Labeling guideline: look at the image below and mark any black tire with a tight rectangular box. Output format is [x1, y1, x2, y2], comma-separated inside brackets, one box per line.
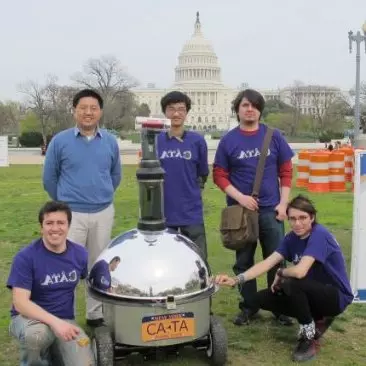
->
[92, 326, 114, 366]
[206, 315, 228, 366]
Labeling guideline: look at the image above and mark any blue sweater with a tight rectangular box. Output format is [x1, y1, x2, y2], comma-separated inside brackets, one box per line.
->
[43, 128, 122, 213]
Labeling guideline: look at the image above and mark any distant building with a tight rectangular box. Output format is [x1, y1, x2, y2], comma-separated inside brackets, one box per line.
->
[280, 85, 345, 116]
[132, 12, 346, 131]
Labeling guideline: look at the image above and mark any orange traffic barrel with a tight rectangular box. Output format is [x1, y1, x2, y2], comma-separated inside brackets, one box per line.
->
[296, 150, 311, 188]
[328, 150, 346, 192]
[308, 151, 330, 193]
[340, 147, 354, 182]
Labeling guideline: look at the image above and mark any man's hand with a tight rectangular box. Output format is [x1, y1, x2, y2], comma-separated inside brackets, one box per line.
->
[271, 273, 282, 293]
[238, 195, 258, 211]
[275, 202, 287, 221]
[50, 319, 80, 342]
[214, 274, 237, 287]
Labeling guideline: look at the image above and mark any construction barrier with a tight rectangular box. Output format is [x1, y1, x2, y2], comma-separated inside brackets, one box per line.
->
[296, 150, 311, 188]
[340, 147, 354, 182]
[308, 151, 330, 193]
[328, 150, 346, 192]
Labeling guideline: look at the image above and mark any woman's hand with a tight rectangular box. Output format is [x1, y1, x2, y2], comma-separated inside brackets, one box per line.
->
[214, 274, 238, 287]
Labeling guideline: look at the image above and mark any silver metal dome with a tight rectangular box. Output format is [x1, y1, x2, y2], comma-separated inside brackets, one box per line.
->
[87, 228, 214, 302]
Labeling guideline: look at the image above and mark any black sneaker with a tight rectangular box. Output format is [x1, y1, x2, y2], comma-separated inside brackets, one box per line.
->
[275, 314, 294, 326]
[233, 309, 258, 326]
[86, 318, 105, 327]
[314, 317, 335, 339]
[292, 337, 317, 362]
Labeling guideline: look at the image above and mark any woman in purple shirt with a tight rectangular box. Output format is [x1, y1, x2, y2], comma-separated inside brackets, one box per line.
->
[215, 194, 353, 363]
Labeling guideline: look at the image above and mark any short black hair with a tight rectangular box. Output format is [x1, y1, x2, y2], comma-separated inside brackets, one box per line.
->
[160, 91, 191, 113]
[232, 89, 265, 121]
[110, 256, 121, 263]
[38, 201, 72, 225]
[72, 89, 104, 109]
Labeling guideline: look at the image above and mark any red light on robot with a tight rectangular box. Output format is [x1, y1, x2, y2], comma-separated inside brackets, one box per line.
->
[141, 120, 165, 129]
[135, 116, 171, 130]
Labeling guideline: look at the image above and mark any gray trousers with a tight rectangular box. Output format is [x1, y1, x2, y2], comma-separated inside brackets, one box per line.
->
[9, 315, 95, 366]
[67, 204, 115, 320]
[168, 224, 207, 261]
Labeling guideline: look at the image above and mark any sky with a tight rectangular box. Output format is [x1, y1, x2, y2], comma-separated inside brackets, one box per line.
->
[1, 0, 366, 101]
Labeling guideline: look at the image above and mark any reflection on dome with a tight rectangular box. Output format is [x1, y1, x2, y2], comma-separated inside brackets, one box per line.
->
[88, 229, 214, 301]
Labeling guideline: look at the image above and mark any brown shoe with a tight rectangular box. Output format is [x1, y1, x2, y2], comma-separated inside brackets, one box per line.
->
[292, 337, 318, 362]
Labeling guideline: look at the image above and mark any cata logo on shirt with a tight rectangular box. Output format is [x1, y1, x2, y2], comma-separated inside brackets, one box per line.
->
[100, 276, 110, 287]
[293, 254, 302, 264]
[237, 148, 271, 160]
[160, 149, 192, 160]
[41, 270, 78, 286]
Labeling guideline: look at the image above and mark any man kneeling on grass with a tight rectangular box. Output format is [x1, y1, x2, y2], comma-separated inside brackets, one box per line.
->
[215, 195, 354, 362]
[6, 201, 95, 366]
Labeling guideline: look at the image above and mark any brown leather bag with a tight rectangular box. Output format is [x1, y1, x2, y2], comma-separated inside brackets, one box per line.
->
[220, 127, 274, 250]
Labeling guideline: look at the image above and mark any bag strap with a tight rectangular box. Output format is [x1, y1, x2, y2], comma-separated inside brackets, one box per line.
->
[252, 127, 274, 198]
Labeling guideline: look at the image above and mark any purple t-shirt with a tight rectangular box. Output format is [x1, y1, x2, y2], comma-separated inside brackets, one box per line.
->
[213, 124, 294, 210]
[276, 224, 354, 311]
[89, 259, 111, 291]
[6, 239, 88, 319]
[157, 131, 209, 226]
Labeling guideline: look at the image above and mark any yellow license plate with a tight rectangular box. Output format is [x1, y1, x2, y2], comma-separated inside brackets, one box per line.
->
[141, 312, 195, 342]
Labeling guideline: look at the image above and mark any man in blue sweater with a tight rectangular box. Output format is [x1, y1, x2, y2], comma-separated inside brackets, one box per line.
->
[43, 89, 122, 327]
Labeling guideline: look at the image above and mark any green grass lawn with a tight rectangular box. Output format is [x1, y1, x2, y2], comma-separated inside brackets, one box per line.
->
[0, 165, 365, 365]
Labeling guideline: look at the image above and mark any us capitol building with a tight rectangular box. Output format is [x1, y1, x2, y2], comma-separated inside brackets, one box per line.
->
[132, 12, 343, 131]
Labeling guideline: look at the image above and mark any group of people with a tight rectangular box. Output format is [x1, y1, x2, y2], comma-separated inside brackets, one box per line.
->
[6, 88, 353, 365]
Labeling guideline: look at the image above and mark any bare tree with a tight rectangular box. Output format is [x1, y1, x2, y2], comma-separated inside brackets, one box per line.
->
[18, 76, 77, 141]
[18, 75, 58, 144]
[308, 86, 348, 136]
[0, 101, 22, 135]
[136, 103, 151, 117]
[72, 55, 138, 130]
[73, 55, 137, 97]
[46, 83, 75, 134]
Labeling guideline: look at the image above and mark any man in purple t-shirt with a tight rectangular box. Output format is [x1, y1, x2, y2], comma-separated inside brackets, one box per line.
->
[213, 89, 294, 326]
[6, 201, 95, 366]
[89, 256, 120, 292]
[157, 91, 209, 260]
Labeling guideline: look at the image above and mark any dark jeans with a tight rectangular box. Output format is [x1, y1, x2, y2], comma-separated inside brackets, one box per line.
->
[255, 278, 341, 324]
[233, 210, 284, 311]
[168, 224, 208, 261]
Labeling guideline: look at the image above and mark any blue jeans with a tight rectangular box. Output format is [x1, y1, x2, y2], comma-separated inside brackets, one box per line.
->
[9, 315, 95, 366]
[232, 210, 285, 312]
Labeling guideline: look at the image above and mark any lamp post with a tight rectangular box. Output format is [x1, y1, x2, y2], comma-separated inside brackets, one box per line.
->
[348, 22, 366, 146]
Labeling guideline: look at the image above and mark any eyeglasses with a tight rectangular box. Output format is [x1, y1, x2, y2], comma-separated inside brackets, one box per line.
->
[166, 106, 187, 114]
[288, 215, 310, 223]
[77, 105, 100, 112]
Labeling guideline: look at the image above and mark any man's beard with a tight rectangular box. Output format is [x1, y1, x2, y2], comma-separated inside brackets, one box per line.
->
[242, 118, 257, 125]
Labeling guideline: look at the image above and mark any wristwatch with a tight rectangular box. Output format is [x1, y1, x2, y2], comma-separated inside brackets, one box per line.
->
[277, 268, 284, 277]
[232, 273, 246, 287]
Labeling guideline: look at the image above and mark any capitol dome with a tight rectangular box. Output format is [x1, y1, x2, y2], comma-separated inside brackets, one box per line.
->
[174, 12, 222, 86]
